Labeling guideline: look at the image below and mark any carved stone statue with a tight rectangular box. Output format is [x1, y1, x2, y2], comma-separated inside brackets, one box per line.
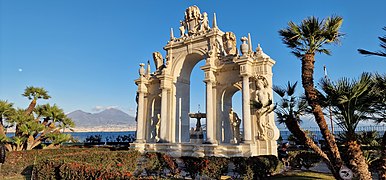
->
[222, 32, 237, 55]
[229, 108, 241, 144]
[152, 52, 164, 71]
[155, 113, 161, 142]
[199, 12, 210, 32]
[253, 76, 274, 140]
[179, 20, 186, 37]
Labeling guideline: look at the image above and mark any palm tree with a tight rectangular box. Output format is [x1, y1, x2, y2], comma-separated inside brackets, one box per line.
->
[22, 86, 50, 115]
[372, 73, 386, 179]
[279, 16, 344, 179]
[320, 73, 375, 180]
[273, 81, 333, 171]
[0, 100, 15, 136]
[358, 27, 386, 57]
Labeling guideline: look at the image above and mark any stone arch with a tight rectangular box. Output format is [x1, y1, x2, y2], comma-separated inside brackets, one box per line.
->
[146, 95, 161, 142]
[218, 82, 242, 143]
[173, 51, 207, 143]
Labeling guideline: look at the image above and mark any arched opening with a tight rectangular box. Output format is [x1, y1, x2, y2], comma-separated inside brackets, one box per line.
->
[174, 53, 206, 143]
[147, 96, 161, 142]
[219, 85, 242, 143]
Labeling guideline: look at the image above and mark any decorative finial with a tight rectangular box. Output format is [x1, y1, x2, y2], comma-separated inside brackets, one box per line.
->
[248, 33, 253, 53]
[240, 37, 249, 56]
[170, 28, 174, 40]
[139, 63, 145, 76]
[256, 43, 262, 52]
[212, 13, 217, 29]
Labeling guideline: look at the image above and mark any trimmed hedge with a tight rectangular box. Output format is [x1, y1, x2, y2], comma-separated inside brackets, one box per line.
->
[1, 147, 111, 177]
[181, 156, 229, 179]
[32, 150, 141, 179]
[2, 147, 283, 179]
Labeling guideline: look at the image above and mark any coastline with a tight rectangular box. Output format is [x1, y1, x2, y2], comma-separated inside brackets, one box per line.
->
[6, 126, 136, 133]
[69, 126, 136, 132]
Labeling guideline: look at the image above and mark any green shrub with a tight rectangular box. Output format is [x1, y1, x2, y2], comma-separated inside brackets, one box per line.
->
[32, 149, 141, 179]
[287, 150, 321, 170]
[200, 156, 229, 179]
[1, 147, 109, 177]
[231, 155, 282, 179]
[297, 151, 322, 170]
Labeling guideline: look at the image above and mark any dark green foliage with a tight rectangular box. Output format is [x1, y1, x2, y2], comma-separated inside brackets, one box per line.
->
[297, 151, 322, 170]
[231, 155, 283, 179]
[287, 151, 322, 170]
[181, 156, 229, 179]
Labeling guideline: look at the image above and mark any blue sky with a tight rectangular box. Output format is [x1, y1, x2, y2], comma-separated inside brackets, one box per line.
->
[1, 0, 386, 128]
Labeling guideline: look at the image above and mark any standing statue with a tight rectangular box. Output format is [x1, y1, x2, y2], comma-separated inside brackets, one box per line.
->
[199, 12, 210, 32]
[222, 32, 237, 55]
[229, 108, 241, 144]
[152, 52, 164, 73]
[253, 76, 274, 140]
[155, 114, 161, 142]
[179, 20, 186, 37]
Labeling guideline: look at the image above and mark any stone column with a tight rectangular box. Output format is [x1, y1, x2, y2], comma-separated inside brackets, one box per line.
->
[160, 87, 169, 142]
[135, 90, 146, 143]
[135, 64, 147, 143]
[242, 75, 252, 143]
[205, 80, 216, 144]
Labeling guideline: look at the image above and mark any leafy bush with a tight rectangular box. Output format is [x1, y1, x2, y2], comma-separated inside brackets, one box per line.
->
[32, 149, 141, 179]
[297, 151, 322, 169]
[181, 156, 229, 179]
[231, 155, 282, 179]
[287, 151, 321, 170]
[1, 147, 110, 177]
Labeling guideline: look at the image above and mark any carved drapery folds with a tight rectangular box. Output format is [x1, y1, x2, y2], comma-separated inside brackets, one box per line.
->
[252, 75, 275, 140]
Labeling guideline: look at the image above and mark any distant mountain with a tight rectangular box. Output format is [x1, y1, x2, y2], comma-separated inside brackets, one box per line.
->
[67, 108, 136, 131]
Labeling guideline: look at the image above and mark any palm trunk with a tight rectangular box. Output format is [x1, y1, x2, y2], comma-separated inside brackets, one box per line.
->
[346, 140, 372, 180]
[302, 53, 343, 179]
[25, 99, 36, 115]
[380, 132, 386, 180]
[284, 117, 335, 173]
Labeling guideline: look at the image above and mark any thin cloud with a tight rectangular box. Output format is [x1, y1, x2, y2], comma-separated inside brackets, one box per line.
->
[92, 105, 119, 112]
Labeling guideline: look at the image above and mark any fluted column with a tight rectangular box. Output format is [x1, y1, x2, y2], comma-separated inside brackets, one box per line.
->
[242, 75, 252, 143]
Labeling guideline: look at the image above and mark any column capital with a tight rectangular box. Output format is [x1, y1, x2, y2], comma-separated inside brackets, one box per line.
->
[158, 74, 173, 90]
[135, 80, 148, 93]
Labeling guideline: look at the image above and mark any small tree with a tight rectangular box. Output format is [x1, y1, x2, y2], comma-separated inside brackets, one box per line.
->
[320, 73, 376, 179]
[0, 86, 74, 151]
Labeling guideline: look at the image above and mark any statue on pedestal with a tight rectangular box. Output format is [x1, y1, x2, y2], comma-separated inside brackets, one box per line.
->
[229, 108, 241, 144]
